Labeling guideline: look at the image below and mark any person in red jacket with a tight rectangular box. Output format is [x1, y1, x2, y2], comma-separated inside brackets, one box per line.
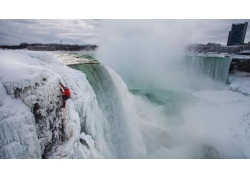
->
[60, 82, 70, 108]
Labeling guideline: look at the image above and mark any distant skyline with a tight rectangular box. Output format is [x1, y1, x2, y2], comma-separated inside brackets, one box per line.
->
[0, 19, 250, 46]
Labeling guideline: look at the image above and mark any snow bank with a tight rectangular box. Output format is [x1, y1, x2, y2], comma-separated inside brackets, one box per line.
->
[228, 72, 250, 95]
[191, 81, 250, 158]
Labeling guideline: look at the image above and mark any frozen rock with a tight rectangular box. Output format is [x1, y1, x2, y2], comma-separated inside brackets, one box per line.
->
[0, 50, 108, 159]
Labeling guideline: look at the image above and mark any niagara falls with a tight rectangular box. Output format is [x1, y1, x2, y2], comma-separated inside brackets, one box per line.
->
[1, 19, 250, 160]
[1, 15, 250, 180]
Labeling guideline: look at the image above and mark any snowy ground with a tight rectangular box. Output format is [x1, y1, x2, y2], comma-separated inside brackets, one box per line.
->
[190, 73, 250, 158]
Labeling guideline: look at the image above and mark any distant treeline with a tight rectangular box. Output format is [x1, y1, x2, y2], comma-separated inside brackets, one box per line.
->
[0, 43, 98, 51]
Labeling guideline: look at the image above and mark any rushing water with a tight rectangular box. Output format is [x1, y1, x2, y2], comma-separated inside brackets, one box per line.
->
[184, 55, 232, 83]
[68, 63, 134, 158]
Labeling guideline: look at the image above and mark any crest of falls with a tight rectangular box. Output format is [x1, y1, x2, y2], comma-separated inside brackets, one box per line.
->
[184, 55, 232, 83]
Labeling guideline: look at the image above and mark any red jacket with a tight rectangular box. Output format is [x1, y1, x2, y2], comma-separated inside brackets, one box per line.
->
[60, 83, 71, 97]
[62, 88, 70, 97]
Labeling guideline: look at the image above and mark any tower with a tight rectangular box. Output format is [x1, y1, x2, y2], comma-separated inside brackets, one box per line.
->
[227, 22, 248, 46]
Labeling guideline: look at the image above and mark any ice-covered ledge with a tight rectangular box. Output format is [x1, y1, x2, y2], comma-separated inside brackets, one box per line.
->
[0, 50, 106, 159]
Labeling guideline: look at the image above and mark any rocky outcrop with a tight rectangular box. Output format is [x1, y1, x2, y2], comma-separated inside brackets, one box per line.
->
[229, 58, 250, 73]
[2, 70, 64, 158]
[30, 84, 64, 159]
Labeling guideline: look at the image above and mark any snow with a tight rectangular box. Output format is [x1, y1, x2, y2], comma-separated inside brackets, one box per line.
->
[228, 72, 250, 95]
[191, 76, 250, 158]
[231, 54, 250, 60]
[0, 82, 40, 158]
[0, 49, 108, 159]
[239, 50, 250, 55]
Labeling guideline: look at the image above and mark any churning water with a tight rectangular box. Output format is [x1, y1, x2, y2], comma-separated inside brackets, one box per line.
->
[185, 55, 232, 83]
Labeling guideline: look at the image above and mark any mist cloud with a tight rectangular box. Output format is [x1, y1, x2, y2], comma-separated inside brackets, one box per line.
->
[96, 19, 250, 90]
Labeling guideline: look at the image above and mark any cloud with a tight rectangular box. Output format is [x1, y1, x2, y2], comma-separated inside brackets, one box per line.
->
[0, 19, 100, 45]
[186, 19, 250, 44]
[8, 19, 38, 24]
[1, 19, 249, 47]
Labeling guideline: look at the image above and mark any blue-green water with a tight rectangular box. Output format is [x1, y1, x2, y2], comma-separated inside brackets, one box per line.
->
[129, 87, 210, 127]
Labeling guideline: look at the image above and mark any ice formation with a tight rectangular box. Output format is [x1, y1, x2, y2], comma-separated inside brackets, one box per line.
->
[0, 50, 108, 159]
[0, 82, 40, 158]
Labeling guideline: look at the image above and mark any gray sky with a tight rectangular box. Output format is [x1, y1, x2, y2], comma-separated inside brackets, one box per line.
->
[0, 19, 250, 46]
[0, 19, 100, 45]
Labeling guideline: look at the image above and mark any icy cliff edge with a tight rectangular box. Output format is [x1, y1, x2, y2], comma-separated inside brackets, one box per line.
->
[0, 50, 107, 159]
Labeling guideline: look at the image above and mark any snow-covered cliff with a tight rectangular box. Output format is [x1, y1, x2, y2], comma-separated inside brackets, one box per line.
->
[0, 50, 109, 159]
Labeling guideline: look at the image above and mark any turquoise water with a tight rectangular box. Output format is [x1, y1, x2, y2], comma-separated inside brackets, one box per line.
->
[129, 86, 207, 127]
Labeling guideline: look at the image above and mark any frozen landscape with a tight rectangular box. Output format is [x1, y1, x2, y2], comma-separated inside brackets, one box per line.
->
[0, 49, 250, 158]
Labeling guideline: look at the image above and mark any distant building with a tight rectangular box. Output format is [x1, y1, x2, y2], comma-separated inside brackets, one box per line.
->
[227, 22, 248, 46]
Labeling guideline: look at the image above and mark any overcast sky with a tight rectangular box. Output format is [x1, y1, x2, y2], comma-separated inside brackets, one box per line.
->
[0, 19, 250, 46]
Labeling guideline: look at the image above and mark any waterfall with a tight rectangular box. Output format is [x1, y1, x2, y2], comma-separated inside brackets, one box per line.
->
[68, 63, 145, 158]
[185, 55, 232, 83]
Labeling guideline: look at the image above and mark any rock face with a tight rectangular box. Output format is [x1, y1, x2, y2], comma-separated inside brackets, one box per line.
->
[29, 81, 64, 159]
[2, 69, 64, 158]
[229, 58, 250, 73]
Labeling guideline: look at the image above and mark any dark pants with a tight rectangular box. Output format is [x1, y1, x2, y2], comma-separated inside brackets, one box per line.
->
[62, 95, 69, 108]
